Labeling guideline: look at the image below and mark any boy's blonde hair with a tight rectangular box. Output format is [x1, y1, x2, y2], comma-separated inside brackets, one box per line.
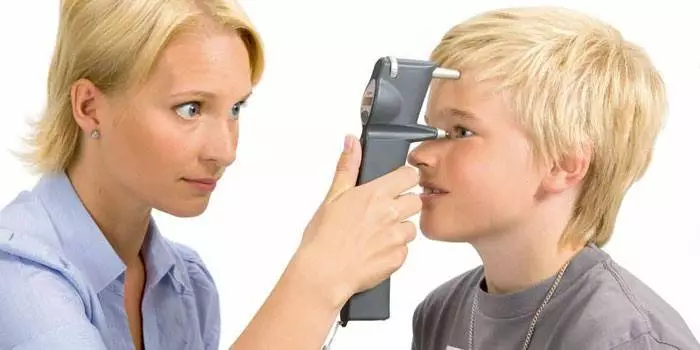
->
[23, 0, 265, 173]
[431, 7, 666, 246]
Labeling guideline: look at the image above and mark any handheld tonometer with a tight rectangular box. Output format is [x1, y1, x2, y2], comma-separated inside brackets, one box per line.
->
[339, 56, 460, 327]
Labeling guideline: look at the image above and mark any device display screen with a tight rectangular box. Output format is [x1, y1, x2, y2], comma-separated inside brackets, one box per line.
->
[360, 79, 376, 124]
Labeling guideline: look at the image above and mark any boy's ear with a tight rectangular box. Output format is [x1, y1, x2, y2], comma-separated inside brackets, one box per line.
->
[542, 144, 592, 194]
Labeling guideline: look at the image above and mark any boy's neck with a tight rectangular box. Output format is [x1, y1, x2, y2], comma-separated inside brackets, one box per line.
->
[474, 214, 585, 295]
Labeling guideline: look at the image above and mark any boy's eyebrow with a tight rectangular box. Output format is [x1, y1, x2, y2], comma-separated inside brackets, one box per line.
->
[446, 107, 479, 121]
[426, 107, 479, 123]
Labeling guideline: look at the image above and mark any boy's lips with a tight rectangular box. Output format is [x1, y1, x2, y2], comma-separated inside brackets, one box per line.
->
[419, 180, 449, 197]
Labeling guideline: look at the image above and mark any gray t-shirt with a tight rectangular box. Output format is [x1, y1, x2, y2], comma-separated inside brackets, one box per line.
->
[411, 244, 699, 349]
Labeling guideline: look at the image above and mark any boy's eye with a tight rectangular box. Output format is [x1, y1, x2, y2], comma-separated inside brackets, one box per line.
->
[175, 102, 201, 120]
[451, 125, 474, 138]
[229, 100, 247, 120]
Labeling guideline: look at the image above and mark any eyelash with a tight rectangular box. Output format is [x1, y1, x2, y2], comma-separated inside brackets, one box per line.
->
[449, 125, 475, 139]
[174, 100, 247, 120]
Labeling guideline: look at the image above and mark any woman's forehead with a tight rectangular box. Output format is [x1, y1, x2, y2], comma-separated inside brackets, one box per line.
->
[141, 29, 252, 97]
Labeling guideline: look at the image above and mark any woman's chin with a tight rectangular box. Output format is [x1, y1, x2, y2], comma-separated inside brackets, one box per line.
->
[158, 198, 210, 218]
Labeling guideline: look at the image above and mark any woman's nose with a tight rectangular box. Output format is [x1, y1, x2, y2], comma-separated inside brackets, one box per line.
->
[201, 120, 238, 167]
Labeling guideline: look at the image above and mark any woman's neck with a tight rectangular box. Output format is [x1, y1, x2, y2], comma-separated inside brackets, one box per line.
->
[66, 161, 151, 266]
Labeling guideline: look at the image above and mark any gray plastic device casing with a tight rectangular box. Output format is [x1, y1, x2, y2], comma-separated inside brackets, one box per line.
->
[339, 56, 440, 326]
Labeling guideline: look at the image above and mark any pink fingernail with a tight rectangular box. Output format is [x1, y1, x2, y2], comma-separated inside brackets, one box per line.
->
[344, 135, 353, 152]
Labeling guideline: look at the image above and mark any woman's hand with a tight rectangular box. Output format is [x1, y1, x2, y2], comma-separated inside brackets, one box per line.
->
[293, 134, 421, 310]
[231, 134, 420, 350]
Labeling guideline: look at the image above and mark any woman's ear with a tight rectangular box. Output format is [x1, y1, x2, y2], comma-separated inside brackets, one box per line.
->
[542, 144, 592, 194]
[70, 78, 102, 135]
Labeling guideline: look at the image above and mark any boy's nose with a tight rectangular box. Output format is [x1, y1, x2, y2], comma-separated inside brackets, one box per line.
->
[408, 142, 437, 169]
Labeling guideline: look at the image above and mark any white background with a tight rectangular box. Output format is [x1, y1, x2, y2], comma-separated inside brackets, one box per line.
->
[0, 1, 698, 349]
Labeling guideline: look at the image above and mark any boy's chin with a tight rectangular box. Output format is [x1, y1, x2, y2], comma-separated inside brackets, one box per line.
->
[419, 218, 475, 243]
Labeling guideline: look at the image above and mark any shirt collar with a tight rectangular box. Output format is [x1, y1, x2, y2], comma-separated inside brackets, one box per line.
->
[141, 218, 185, 293]
[475, 243, 607, 319]
[34, 171, 184, 293]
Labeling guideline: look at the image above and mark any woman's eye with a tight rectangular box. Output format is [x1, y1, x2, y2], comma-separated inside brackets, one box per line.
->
[229, 100, 247, 120]
[175, 102, 201, 120]
[452, 125, 474, 138]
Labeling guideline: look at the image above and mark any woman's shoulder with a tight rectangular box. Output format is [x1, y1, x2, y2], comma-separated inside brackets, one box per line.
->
[0, 184, 60, 243]
[0, 190, 105, 348]
[0, 186, 74, 276]
[0, 180, 93, 285]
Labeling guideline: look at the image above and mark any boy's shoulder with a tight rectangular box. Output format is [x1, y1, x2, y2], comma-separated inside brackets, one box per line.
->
[564, 256, 699, 349]
[411, 246, 700, 350]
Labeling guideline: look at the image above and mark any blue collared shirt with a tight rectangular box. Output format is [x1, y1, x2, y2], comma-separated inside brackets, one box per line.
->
[0, 172, 220, 349]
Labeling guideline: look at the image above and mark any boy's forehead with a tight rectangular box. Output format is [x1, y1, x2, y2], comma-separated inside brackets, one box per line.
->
[427, 80, 481, 115]
[430, 74, 495, 101]
[425, 76, 511, 126]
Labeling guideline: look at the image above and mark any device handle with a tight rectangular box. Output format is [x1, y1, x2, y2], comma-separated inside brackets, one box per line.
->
[339, 129, 411, 326]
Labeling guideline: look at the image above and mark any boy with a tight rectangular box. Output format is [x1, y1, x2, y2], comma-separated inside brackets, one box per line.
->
[408, 6, 699, 350]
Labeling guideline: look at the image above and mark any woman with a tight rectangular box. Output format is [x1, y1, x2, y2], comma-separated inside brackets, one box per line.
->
[0, 0, 420, 349]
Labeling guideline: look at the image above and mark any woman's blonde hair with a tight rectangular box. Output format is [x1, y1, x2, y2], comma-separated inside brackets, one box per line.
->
[431, 7, 667, 247]
[22, 0, 265, 173]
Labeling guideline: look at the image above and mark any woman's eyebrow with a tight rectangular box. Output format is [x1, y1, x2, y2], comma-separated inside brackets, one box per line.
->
[239, 91, 252, 102]
[168, 90, 253, 103]
[169, 89, 217, 99]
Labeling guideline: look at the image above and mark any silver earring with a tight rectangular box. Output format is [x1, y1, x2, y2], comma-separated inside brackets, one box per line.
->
[90, 129, 101, 139]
